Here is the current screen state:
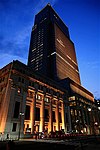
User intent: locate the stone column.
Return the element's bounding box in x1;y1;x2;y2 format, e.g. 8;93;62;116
39;94;45;132
20;90;27;135
67;105;72;132
31;91;36;134
56;100;60;131
48;97;53;133
85;109;90;134
0;79;12;133
62;102;65;130
18;89;27;139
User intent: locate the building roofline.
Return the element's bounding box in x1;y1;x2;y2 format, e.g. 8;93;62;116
68;77;94;98
12;60;68;94
35;3;69;30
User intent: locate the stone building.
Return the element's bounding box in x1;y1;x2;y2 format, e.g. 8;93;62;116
0;60;71;139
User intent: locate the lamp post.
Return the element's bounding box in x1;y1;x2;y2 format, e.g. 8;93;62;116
18;112;24;140
87;107;93;134
88;107;98;135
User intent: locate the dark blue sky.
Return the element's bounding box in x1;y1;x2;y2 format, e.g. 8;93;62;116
0;0;100;98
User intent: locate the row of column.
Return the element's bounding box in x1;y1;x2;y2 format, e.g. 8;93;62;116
30;91;65;133
70;106;100;134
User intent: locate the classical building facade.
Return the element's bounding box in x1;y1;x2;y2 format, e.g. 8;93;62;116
0;4;100;139
61;78;100;135
0;60;71;139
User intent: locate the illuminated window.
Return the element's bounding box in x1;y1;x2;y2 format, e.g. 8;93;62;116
79;111;81;116
38;95;41;100
45;97;49;102
75;110;77;116
36;94;42;100
71;109;74;116
69;96;75;101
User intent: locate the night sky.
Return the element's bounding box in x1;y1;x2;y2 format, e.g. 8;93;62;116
0;0;100;98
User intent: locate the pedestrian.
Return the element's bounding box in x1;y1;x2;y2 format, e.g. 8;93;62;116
7;133;9;140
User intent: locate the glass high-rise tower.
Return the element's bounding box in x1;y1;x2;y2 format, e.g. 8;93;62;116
28;4;81;85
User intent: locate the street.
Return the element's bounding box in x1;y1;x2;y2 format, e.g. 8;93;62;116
0;138;100;150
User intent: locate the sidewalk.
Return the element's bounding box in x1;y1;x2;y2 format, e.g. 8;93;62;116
0;137;100;150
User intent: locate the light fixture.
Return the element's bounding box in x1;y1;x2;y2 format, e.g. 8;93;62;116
94;122;98;125
98;107;100;110
88;108;91;111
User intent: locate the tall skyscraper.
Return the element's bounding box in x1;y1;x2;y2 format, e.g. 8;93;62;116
28;4;81;84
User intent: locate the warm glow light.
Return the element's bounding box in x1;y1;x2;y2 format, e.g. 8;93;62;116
88;108;91;111
94;122;98;125
0;120;5;133
98;107;100;110
76;120;79;123
19;112;24;116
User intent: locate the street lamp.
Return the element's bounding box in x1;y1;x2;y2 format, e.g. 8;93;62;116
87;108;99;135
94;122;98;126
76;119;79;123
88;108;91;112
18;112;24;140
98;107;100;110
87;107;93;134
75;119;80;133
